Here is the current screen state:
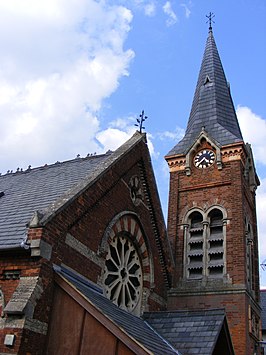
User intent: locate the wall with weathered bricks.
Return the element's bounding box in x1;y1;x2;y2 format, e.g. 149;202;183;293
0;137;171;354
166;141;261;355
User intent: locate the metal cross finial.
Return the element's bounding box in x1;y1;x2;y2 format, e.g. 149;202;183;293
206;12;215;31
135;110;147;133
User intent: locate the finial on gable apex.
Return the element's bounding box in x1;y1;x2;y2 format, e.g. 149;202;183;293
135;110;148;133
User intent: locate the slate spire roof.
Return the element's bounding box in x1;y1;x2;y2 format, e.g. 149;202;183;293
167;28;243;157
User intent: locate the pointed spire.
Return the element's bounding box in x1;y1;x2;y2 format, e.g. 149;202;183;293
167;27;243;156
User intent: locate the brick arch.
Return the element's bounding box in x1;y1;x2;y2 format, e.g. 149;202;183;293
206;205;228;221
181;200;229;224
182;207;204;224
204;198;230;216
99;211;153;289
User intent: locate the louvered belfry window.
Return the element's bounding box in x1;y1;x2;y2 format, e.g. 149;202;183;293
187;211;204;278
186;208;225;279
207;209;224;277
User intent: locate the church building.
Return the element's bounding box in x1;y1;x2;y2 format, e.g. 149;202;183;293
0;24;261;355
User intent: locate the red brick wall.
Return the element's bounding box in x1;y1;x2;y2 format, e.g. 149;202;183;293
166;142;261;354
0;138;171;354
41;139;170;303
167;292;255;355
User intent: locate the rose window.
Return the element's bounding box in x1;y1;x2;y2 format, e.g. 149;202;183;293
103;235;142;312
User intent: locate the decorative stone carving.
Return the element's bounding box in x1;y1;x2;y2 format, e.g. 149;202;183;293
103;235;142;313
129;176;143;206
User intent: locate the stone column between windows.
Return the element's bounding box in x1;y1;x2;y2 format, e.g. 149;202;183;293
222;218;228;277
183;224;189;279
202;221;209;278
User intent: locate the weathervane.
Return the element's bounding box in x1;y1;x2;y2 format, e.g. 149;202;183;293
206;12;215;31
135;110;147;133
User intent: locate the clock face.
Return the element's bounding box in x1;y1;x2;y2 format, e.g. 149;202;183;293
194;150;215;169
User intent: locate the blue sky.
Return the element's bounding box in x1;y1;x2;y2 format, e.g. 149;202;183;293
0;0;265;285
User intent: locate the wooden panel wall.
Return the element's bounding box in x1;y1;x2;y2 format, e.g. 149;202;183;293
46;285;135;355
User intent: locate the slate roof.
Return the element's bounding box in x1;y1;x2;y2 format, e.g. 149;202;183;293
167;29;243;157
144;309;229;355
0;154;109;250
56;265;233;355
55;265;179;355
0;132;145;250
261;290;266;330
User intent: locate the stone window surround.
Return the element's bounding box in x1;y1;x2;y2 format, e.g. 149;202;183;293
99;212;154;316
103;233;143;313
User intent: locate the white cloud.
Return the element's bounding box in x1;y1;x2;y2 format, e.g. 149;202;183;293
96;115;135;150
180;3;192;18
157;127;185;141
144;3;156;17
258;178;266;256
258;177;266;288
96;127;134;151
237;106;266;165
237;106;266;286
163;1;178;27
96;115;156;157
0;0;134;173
130;0;156;17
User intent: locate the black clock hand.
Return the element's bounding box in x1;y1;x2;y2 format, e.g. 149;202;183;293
198;156;205;164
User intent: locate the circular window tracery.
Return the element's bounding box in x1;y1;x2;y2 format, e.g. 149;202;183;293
103;235;142;312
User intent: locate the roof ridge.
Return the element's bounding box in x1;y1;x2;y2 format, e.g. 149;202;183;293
0;152;112;178
38;132;145;225
145;307;226;315
0;131;146;251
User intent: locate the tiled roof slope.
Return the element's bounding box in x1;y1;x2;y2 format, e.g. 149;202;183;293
0;154;110;250
167;29;243;157
55;265;179;355
261;290;266;330
144;309;228;355
0;132;145;250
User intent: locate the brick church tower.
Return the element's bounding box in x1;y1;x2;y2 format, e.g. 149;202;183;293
165;25;261;354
